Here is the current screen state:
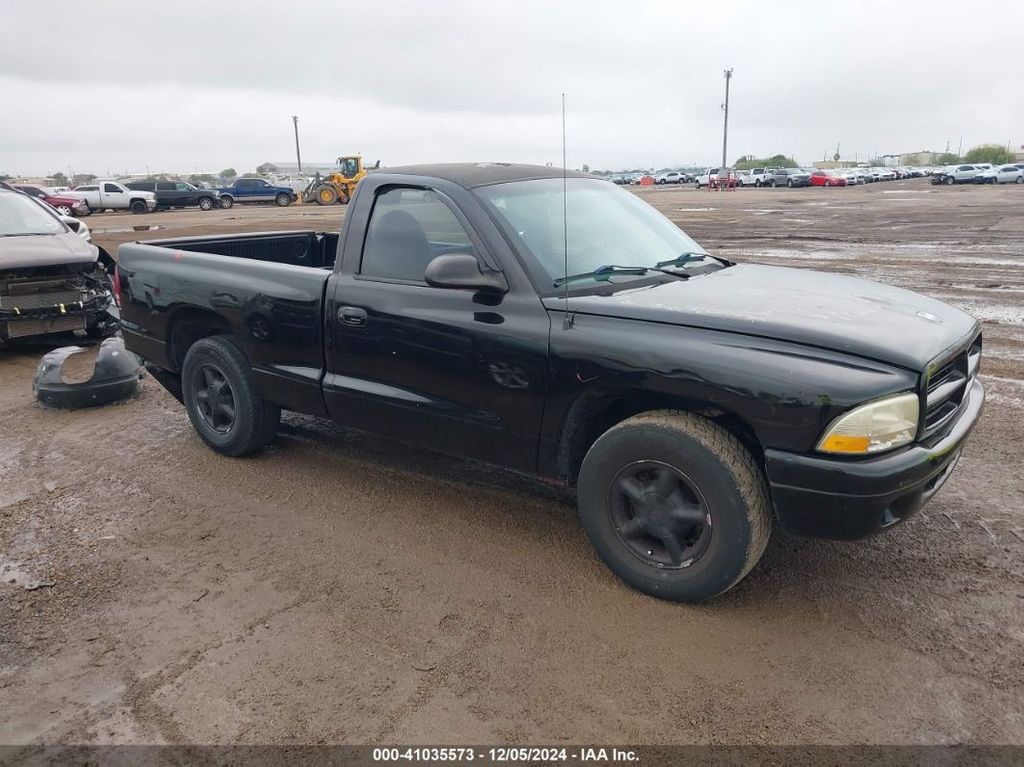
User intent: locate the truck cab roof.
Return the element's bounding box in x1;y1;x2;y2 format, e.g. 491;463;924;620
375;163;590;189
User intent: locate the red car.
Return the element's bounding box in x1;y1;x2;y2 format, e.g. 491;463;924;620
13;183;91;216
809;170;847;187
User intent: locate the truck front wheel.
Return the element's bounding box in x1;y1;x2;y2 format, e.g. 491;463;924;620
577;411;771;603
275;193;293;207
182;336;280;456
219;195;234;209
130;199;148;214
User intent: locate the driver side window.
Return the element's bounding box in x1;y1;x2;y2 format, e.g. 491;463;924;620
360;188;475;283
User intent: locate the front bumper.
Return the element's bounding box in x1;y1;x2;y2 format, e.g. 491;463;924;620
764;378;984;540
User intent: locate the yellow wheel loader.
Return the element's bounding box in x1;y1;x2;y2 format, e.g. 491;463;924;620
303;155;371;205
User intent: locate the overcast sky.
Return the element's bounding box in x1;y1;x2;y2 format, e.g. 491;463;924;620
1;1;1021;176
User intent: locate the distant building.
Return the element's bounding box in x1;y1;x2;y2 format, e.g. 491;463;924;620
258;161;339;176
895;151;939;165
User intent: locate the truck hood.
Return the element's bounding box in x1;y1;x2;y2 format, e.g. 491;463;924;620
0;232;98;270
548;264;978;371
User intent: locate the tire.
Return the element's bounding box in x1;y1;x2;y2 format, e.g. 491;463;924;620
754;180;761;187
787;179;793;188
1016;176;1023;184
315;185;338;205
219;195;234;209
55;204;73;215
130;199;148;214
577;410;771;603
78;203;91;216
181;336;280;456
824;180;831;187
275;193;292;207
198;196;214;211
945;176;955;185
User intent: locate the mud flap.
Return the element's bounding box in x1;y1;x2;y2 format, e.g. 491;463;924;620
34;336;144;409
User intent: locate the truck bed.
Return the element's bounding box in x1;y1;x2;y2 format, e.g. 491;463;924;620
146;230;340;269
117;231;340;416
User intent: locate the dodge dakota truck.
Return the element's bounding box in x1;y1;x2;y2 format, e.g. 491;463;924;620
117;163;984;602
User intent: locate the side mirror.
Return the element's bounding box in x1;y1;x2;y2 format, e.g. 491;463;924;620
38;193;47;199
424;254;508;294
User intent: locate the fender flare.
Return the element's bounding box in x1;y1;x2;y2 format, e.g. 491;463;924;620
34;336;144;409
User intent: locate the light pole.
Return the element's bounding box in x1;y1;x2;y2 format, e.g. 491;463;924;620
292;115;302;174
721;68;733;173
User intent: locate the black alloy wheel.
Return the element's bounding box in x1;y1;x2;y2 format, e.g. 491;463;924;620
192;364;236;434
609;460;712;569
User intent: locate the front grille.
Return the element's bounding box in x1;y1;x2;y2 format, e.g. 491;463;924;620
0;289;85;310
1;277;87;311
924;334;981;434
5;314;85;339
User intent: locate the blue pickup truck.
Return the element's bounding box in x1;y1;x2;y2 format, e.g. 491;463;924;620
216;178;297;209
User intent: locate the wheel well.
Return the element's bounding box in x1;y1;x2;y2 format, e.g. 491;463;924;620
167;308;231;371
557;390;765;487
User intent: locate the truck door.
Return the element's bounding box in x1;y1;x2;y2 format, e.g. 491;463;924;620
324;184;550;473
102;182;127;207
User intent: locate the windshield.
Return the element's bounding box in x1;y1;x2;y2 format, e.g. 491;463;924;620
0;193;67;236
477;178;707;287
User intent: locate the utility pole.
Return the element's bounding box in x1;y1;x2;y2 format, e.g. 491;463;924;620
957;136;962;158
292;115;302;174
721;69;733;173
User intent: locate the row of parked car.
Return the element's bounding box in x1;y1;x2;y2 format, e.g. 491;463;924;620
610;162;1023;189
930;163;1024;185
5;177;300;216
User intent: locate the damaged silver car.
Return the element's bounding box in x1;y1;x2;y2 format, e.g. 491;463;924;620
0;188;118;346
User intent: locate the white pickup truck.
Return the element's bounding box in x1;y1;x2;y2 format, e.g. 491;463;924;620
694;168;739;189
742;168;774;187
69;181;157;214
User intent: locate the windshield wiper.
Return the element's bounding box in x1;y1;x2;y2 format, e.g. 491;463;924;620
553;263;691;287
656;252;708;269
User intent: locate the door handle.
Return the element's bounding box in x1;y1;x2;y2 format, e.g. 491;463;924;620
337;306;368;326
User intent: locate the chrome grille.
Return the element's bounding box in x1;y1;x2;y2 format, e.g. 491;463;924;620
5;314;85;338
924;335;981;435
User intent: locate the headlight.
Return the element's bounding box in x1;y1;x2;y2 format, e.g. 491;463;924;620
816;392;919;455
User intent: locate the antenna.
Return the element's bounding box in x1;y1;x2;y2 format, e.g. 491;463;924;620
562;93;573;330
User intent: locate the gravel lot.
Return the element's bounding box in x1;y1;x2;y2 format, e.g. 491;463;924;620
1;179;1022;746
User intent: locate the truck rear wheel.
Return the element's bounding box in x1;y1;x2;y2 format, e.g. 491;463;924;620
182;336;280;456
577;410;771;602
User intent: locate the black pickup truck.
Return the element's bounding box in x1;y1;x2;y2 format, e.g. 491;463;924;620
117;163;984;602
125;181;220;211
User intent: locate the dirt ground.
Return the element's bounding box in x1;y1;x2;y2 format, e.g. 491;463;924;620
1;179;1022;747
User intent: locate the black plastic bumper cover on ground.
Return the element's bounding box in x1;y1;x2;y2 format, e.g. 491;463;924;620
34;336;144;409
